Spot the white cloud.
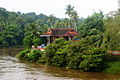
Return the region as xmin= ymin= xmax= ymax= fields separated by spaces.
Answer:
xmin=0 ymin=0 xmax=118 ymax=18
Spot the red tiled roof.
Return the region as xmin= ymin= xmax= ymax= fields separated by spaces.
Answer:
xmin=43 ymin=28 xmax=78 ymax=36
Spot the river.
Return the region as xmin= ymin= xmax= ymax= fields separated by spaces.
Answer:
xmin=0 ymin=48 xmax=120 ymax=80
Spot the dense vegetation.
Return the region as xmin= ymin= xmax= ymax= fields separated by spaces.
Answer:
xmin=0 ymin=6 xmax=120 ymax=49
xmin=17 ymin=38 xmax=120 ymax=73
xmin=17 ymin=38 xmax=106 ymax=72
xmin=1 ymin=5 xmax=120 ymax=73
xmin=0 ymin=7 xmax=58 ymax=47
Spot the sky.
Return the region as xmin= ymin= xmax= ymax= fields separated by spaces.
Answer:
xmin=0 ymin=0 xmax=118 ymax=18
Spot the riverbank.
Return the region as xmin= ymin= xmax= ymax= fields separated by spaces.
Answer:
xmin=16 ymin=49 xmax=120 ymax=74
xmin=16 ymin=38 xmax=120 ymax=74
xmin=16 ymin=39 xmax=104 ymax=72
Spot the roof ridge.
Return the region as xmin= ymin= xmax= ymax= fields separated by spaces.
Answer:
xmin=51 ymin=28 xmax=74 ymax=30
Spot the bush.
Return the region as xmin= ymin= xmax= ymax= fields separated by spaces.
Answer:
xmin=79 ymin=48 xmax=106 ymax=72
xmin=67 ymin=53 xmax=82 ymax=69
xmin=45 ymin=43 xmax=58 ymax=64
xmin=16 ymin=49 xmax=30 ymax=60
xmin=51 ymin=47 xmax=67 ymax=67
xmin=38 ymin=51 xmax=46 ymax=63
xmin=26 ymin=49 xmax=41 ymax=62
xmin=45 ymin=38 xmax=106 ymax=72
xmin=45 ymin=38 xmax=69 ymax=66
xmin=17 ymin=49 xmax=46 ymax=63
xmin=17 ymin=38 xmax=107 ymax=72
xmin=66 ymin=42 xmax=84 ymax=69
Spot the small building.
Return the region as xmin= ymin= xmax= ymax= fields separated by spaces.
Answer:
xmin=40 ymin=28 xmax=78 ymax=46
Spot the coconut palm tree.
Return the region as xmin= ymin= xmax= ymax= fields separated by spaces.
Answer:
xmin=65 ymin=4 xmax=79 ymax=31
xmin=65 ymin=4 xmax=74 ymax=28
xmin=71 ymin=11 xmax=79 ymax=31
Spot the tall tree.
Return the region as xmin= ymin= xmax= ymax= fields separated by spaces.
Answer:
xmin=71 ymin=11 xmax=79 ymax=31
xmin=79 ymin=11 xmax=104 ymax=47
xmin=102 ymin=9 xmax=120 ymax=50
xmin=65 ymin=4 xmax=79 ymax=30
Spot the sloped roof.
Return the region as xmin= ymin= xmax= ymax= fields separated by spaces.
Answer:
xmin=51 ymin=28 xmax=70 ymax=35
xmin=43 ymin=28 xmax=78 ymax=36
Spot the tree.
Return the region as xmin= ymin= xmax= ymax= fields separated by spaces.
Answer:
xmin=65 ymin=4 xmax=74 ymax=28
xmin=0 ymin=24 xmax=23 ymax=46
xmin=65 ymin=4 xmax=79 ymax=30
xmin=71 ymin=11 xmax=79 ymax=31
xmin=24 ymin=23 xmax=43 ymax=48
xmin=79 ymin=11 xmax=104 ymax=47
xmin=102 ymin=9 xmax=120 ymax=50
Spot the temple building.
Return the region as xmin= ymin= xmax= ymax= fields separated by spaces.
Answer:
xmin=40 ymin=28 xmax=78 ymax=46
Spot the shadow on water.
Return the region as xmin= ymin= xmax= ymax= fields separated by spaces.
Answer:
xmin=0 ymin=47 xmax=120 ymax=80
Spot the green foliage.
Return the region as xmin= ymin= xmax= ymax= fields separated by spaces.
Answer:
xmin=26 ymin=49 xmax=41 ymax=62
xmin=17 ymin=39 xmax=109 ymax=73
xmin=66 ymin=42 xmax=85 ymax=69
xmin=79 ymin=11 xmax=104 ymax=37
xmin=67 ymin=52 xmax=82 ymax=69
xmin=79 ymin=48 xmax=106 ymax=72
xmin=38 ymin=52 xmax=46 ymax=63
xmin=101 ymin=10 xmax=120 ymax=50
xmin=33 ymin=38 xmax=41 ymax=47
xmin=0 ymin=8 xmax=25 ymax=46
xmin=65 ymin=41 xmax=106 ymax=71
xmin=45 ymin=38 xmax=106 ymax=72
xmin=0 ymin=7 xmax=58 ymax=47
xmin=45 ymin=38 xmax=68 ymax=66
xmin=65 ymin=4 xmax=79 ymax=29
xmin=2 ymin=6 xmax=120 ymax=74
xmin=23 ymin=23 xmax=43 ymax=48
xmin=16 ymin=49 xmax=30 ymax=60
xmin=0 ymin=24 xmax=24 ymax=46
xmin=103 ymin=62 xmax=120 ymax=74
xmin=16 ymin=49 xmax=45 ymax=63
xmin=78 ymin=11 xmax=104 ymax=47
xmin=0 ymin=7 xmax=120 ymax=51
xmin=23 ymin=34 xmax=33 ymax=48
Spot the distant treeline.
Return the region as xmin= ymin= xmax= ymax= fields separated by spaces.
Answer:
xmin=0 ymin=5 xmax=120 ymax=50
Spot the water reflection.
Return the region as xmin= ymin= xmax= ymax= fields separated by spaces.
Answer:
xmin=0 ymin=48 xmax=120 ymax=80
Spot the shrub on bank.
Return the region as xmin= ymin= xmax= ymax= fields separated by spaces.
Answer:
xmin=38 ymin=52 xmax=46 ymax=63
xmin=45 ymin=38 xmax=106 ymax=72
xmin=17 ymin=38 xmax=120 ymax=73
xmin=66 ymin=42 xmax=83 ymax=69
xmin=45 ymin=38 xmax=69 ymax=66
xmin=66 ymin=41 xmax=106 ymax=71
xmin=16 ymin=49 xmax=45 ymax=62
xmin=25 ymin=49 xmax=41 ymax=62
xmin=79 ymin=48 xmax=106 ymax=72
xmin=16 ymin=49 xmax=30 ymax=60
xmin=17 ymin=38 xmax=106 ymax=72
